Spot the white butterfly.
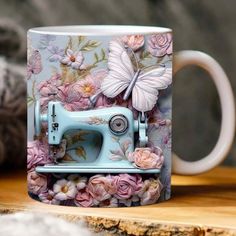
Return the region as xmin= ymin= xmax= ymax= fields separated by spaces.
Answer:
xmin=100 ymin=40 xmax=172 ymax=113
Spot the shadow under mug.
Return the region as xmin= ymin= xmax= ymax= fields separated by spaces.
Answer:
xmin=27 ymin=25 xmax=235 ymax=207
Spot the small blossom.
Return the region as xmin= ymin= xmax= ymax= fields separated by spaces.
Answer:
xmin=129 ymin=147 xmax=164 ymax=169
xmin=76 ymin=76 xmax=98 ymax=98
xmin=38 ymin=34 xmax=56 ymax=50
xmin=27 ymin=170 xmax=47 ymax=195
xmin=122 ymin=35 xmax=144 ymax=51
xmin=61 ymin=49 xmax=86 ymax=70
xmin=74 ymin=189 xmax=96 ymax=207
xmin=148 ymin=33 xmax=172 ymax=57
xmin=112 ymin=174 xmax=142 ymax=200
xmin=68 ymin=174 xmax=88 ymax=190
xmin=47 ymin=45 xmax=64 ymax=62
xmin=138 ymin=178 xmax=163 ymax=205
xmin=87 ymin=175 xmax=116 ymax=202
xmin=39 ymin=190 xmax=60 ymax=205
xmin=53 ymin=179 xmax=77 ymax=201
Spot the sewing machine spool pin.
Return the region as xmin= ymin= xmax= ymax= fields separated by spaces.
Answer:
xmin=34 ymin=100 xmax=158 ymax=174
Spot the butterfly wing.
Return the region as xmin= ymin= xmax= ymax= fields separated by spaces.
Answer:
xmin=101 ymin=40 xmax=134 ymax=98
xmin=27 ymin=50 xmax=42 ymax=79
xmin=132 ymin=67 xmax=172 ymax=112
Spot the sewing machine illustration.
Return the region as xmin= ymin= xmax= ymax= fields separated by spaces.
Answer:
xmin=35 ymin=100 xmax=159 ymax=174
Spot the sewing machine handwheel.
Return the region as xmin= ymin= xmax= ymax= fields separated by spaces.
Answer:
xmin=34 ymin=100 xmax=42 ymax=136
xmin=109 ymin=114 xmax=129 ymax=135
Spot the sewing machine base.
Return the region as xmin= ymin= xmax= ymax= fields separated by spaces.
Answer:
xmin=36 ymin=164 xmax=160 ymax=174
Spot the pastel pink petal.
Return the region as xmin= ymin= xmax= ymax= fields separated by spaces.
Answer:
xmin=75 ymin=51 xmax=83 ymax=61
xmin=54 ymin=184 xmax=63 ymax=193
xmin=77 ymin=182 xmax=86 ymax=190
xmin=71 ymin=62 xmax=81 ymax=69
xmin=66 ymin=49 xmax=74 ymax=56
xmin=55 ymin=192 xmax=67 ymax=201
xmin=61 ymin=57 xmax=71 ymax=64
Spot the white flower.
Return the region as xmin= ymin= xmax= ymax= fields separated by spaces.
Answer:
xmin=53 ymin=179 xmax=77 ymax=201
xmin=67 ymin=174 xmax=88 ymax=190
xmin=61 ymin=49 xmax=86 ymax=70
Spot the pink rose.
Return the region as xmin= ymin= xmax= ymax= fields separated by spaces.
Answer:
xmin=74 ymin=189 xmax=96 ymax=207
xmin=148 ymin=33 xmax=172 ymax=57
xmin=27 ymin=140 xmax=52 ymax=170
xmin=138 ymin=178 xmax=163 ymax=205
xmin=129 ymin=147 xmax=164 ymax=169
xmin=27 ymin=170 xmax=47 ymax=195
xmin=112 ymin=174 xmax=142 ymax=199
xmin=57 ymin=83 xmax=90 ymax=111
xmin=37 ymin=73 xmax=62 ymax=110
xmin=87 ymin=175 xmax=116 ymax=201
xmin=122 ymin=35 xmax=144 ymax=51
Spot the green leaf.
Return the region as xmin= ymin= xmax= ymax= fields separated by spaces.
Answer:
xmin=101 ymin=48 xmax=106 ymax=60
xmin=76 ymin=146 xmax=87 ymax=160
xmin=140 ymin=50 xmax=151 ymax=60
xmin=66 ymin=36 xmax=73 ymax=51
xmin=94 ymin=52 xmax=99 ymax=62
xmin=27 ymin=96 xmax=34 ymax=106
xmin=78 ymin=36 xmax=86 ymax=46
xmin=80 ymin=40 xmax=101 ymax=51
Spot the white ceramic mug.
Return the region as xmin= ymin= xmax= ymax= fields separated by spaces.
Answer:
xmin=27 ymin=25 xmax=235 ymax=207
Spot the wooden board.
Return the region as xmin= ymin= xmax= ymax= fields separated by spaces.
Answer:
xmin=0 ymin=167 xmax=236 ymax=235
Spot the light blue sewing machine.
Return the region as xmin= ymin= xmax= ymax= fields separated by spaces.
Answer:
xmin=35 ymin=100 xmax=159 ymax=174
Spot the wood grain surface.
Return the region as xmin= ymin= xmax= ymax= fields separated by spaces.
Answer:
xmin=0 ymin=167 xmax=236 ymax=235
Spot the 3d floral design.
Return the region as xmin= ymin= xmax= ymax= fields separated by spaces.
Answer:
xmin=27 ymin=33 xmax=172 ymax=207
xmin=68 ymin=174 xmax=88 ymax=190
xmin=27 ymin=170 xmax=47 ymax=195
xmin=53 ymin=179 xmax=77 ymax=201
xmin=39 ymin=190 xmax=60 ymax=205
xmin=121 ymin=35 xmax=144 ymax=51
xmin=138 ymin=178 xmax=163 ymax=205
xmin=27 ymin=140 xmax=52 ymax=170
xmin=87 ymin=174 xmax=116 ymax=202
xmin=61 ymin=49 xmax=86 ymax=70
xmin=112 ymin=174 xmax=142 ymax=199
xmin=57 ymin=83 xmax=90 ymax=111
xmin=74 ymin=189 xmax=95 ymax=207
xmin=128 ymin=147 xmax=164 ymax=169
xmin=148 ymin=33 xmax=172 ymax=57
xmin=38 ymin=34 xmax=56 ymax=50
xmin=37 ymin=73 xmax=62 ymax=110
xmin=76 ymin=75 xmax=98 ymax=98
xmin=47 ymin=45 xmax=64 ymax=62
xmin=99 ymin=197 xmax=118 ymax=207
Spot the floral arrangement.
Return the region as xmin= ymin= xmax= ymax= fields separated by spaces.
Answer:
xmin=27 ymin=32 xmax=172 ymax=207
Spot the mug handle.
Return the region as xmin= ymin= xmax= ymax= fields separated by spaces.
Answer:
xmin=172 ymin=50 xmax=235 ymax=175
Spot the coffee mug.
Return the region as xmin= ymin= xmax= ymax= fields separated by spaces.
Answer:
xmin=27 ymin=25 xmax=235 ymax=207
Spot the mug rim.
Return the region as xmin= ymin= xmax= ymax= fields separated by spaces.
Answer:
xmin=28 ymin=25 xmax=172 ymax=36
